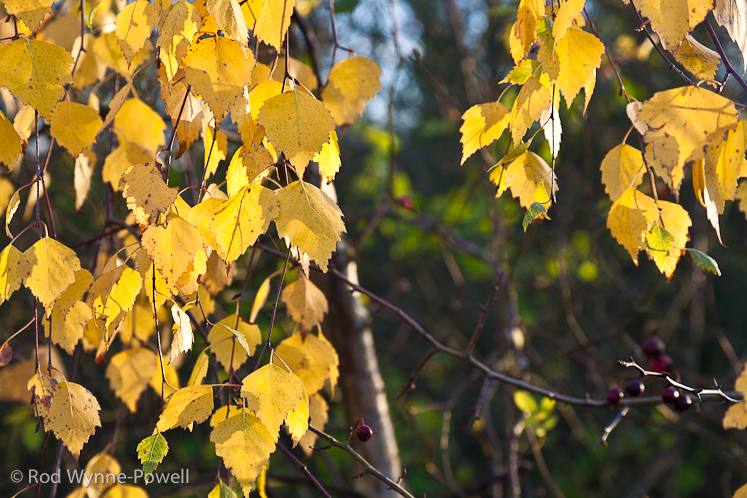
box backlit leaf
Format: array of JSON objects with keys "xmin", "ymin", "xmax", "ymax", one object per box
[
  {"xmin": 276, "ymin": 332, "xmax": 338, "ymax": 395},
  {"xmin": 188, "ymin": 352, "xmax": 211, "ymax": 386},
  {"xmin": 510, "ymin": 76, "xmax": 552, "ymax": 144},
  {"xmin": 114, "ymin": 98, "xmax": 166, "ymax": 153},
  {"xmin": 314, "ymin": 131, "xmax": 342, "ymax": 181},
  {"xmin": 274, "ymin": 181, "xmax": 345, "ymax": 272},
  {"xmin": 212, "ymin": 185, "xmax": 279, "ymax": 263},
  {"xmin": 606, "ymin": 187, "xmax": 658, "ymax": 265},
  {"xmin": 672, "ymin": 35, "xmax": 721, "ymax": 80},
  {"xmin": 89, "ymin": 265, "xmax": 143, "ymax": 341},
  {"xmin": 243, "ymin": 0, "xmax": 297, "ymax": 50},
  {"xmin": 636, "ymin": 0, "xmax": 714, "ymax": 49},
  {"xmin": 49, "ymin": 101, "xmax": 102, "ymax": 158},
  {"xmin": 22, "ymin": 237, "xmax": 81, "ymax": 314},
  {"xmin": 0, "ymin": 109, "xmax": 22, "ymax": 168},
  {"xmin": 321, "ymin": 56, "xmax": 382, "ymax": 126},
  {"xmin": 509, "ymin": 0, "xmax": 544, "ymax": 62},
  {"xmin": 103, "ymin": 143, "xmax": 154, "ymax": 191},
  {"xmin": 0, "ymin": 39, "xmax": 73, "ymax": 119},
  {"xmin": 156, "ymin": 385, "xmax": 214, "ymax": 432},
  {"xmin": 280, "ymin": 277, "xmax": 328, "ymax": 333},
  {"xmin": 258, "ymin": 89, "xmax": 335, "ymax": 173},
  {"xmin": 120, "ymin": 162, "xmax": 179, "ymax": 228},
  {"xmin": 142, "ymin": 215, "xmax": 204, "ymax": 288},
  {"xmin": 158, "ymin": 0, "xmax": 201, "ymax": 81},
  {"xmin": 523, "ymin": 202, "xmax": 548, "ymax": 231},
  {"xmin": 183, "ymin": 35, "xmax": 255, "ymax": 120},
  {"xmin": 503, "ymin": 151, "xmax": 557, "ymax": 208},
  {"xmin": 211, "ymin": 408, "xmax": 276, "ymax": 495},
  {"xmin": 0, "ymin": 245, "xmax": 28, "ymax": 306},
  {"xmin": 208, "ymin": 0, "xmax": 249, "ymax": 54},
  {"xmin": 46, "ymin": 381, "xmax": 101, "ymax": 459},
  {"xmin": 115, "ymin": 0, "xmax": 157, "ymax": 66},
  {"xmin": 209, "ymin": 314, "xmax": 262, "ymax": 371},
  {"xmin": 3, "ymin": 0, "xmax": 55, "ymax": 31},
  {"xmin": 460, "ymin": 101, "xmax": 510, "ymax": 165},
  {"xmin": 170, "ymin": 303, "xmax": 194, "ymax": 363},
  {"xmin": 75, "ymin": 149, "xmax": 96, "ymax": 210},
  {"xmin": 600, "ymin": 144, "xmax": 645, "ymax": 202},
  {"xmin": 106, "ymin": 347, "xmax": 157, "ymax": 412},
  {"xmin": 241, "ymin": 362, "xmax": 308, "ymax": 442}
]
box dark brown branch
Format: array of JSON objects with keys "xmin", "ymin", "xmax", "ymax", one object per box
[
  {"xmin": 704, "ymin": 18, "xmax": 747, "ymax": 95},
  {"xmin": 465, "ymin": 275, "xmax": 504, "ymax": 355}
]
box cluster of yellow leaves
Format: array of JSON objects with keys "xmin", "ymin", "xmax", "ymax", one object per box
[{"xmin": 0, "ymin": 0, "xmax": 374, "ymax": 481}]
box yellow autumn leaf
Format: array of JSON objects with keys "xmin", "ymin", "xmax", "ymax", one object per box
[
  {"xmin": 241, "ymin": 362, "xmax": 309, "ymax": 442},
  {"xmin": 115, "ymin": 0, "xmax": 157, "ymax": 66},
  {"xmin": 158, "ymin": 68, "xmax": 202, "ymax": 158},
  {"xmin": 276, "ymin": 332, "xmax": 338, "ymax": 395},
  {"xmin": 173, "ymin": 248, "xmax": 207, "ymax": 298},
  {"xmin": 724, "ymin": 366, "xmax": 747, "ymax": 429},
  {"xmin": 510, "ymin": 76, "xmax": 553, "ymax": 144},
  {"xmin": 114, "ymin": 98, "xmax": 166, "ymax": 153},
  {"xmin": 75, "ymin": 149, "xmax": 96, "ymax": 210},
  {"xmin": 460, "ymin": 101, "xmax": 510, "ymax": 165},
  {"xmin": 502, "ymin": 151, "xmax": 557, "ymax": 208},
  {"xmin": 98, "ymin": 82, "xmax": 133, "ymax": 136},
  {"xmin": 250, "ymin": 273, "xmax": 272, "ymax": 323},
  {"xmin": 275, "ymin": 180, "xmax": 346, "ymax": 272},
  {"xmin": 158, "ymin": 0, "xmax": 201, "ymax": 81},
  {"xmin": 208, "ymin": 0, "xmax": 249, "ymax": 54},
  {"xmin": 636, "ymin": 0, "xmax": 713, "ymax": 49},
  {"xmin": 258, "ymin": 89, "xmax": 335, "ymax": 173},
  {"xmin": 71, "ymin": 34, "xmax": 105, "ymax": 90},
  {"xmin": 28, "ymin": 370, "xmax": 58, "ymax": 421},
  {"xmin": 13, "ymin": 104, "xmax": 35, "ymax": 146},
  {"xmin": 3, "ymin": 0, "xmax": 54, "ymax": 31},
  {"xmin": 120, "ymin": 162, "xmax": 179, "ymax": 228},
  {"xmin": 634, "ymin": 86, "xmax": 739, "ymax": 195},
  {"xmin": 646, "ymin": 201, "xmax": 691, "ymax": 278},
  {"xmin": 607, "ymin": 187, "xmax": 658, "ymax": 265},
  {"xmin": 243, "ymin": 0, "xmax": 297, "ymax": 50},
  {"xmin": 106, "ymin": 347, "xmax": 158, "ymax": 412},
  {"xmin": 56, "ymin": 268, "xmax": 93, "ymax": 314},
  {"xmin": 227, "ymin": 145, "xmax": 271, "ymax": 196},
  {"xmin": 600, "ymin": 144, "xmax": 645, "ymax": 202},
  {"xmin": 694, "ymin": 156, "xmax": 725, "ymax": 243},
  {"xmin": 100, "ymin": 484, "xmax": 148, "ymax": 498},
  {"xmin": 46, "ymin": 381, "xmax": 101, "ymax": 459},
  {"xmin": 208, "ymin": 314, "xmax": 262, "ymax": 371},
  {"xmin": 89, "ymin": 264, "xmax": 143, "ymax": 341},
  {"xmin": 93, "ymin": 31, "xmax": 152, "ymax": 78},
  {"xmin": 203, "ymin": 120, "xmax": 228, "ymax": 182},
  {"xmin": 46, "ymin": 301, "xmax": 92, "ymax": 355},
  {"xmin": 0, "ymin": 39, "xmax": 73, "ymax": 119},
  {"xmin": 249, "ymin": 78, "xmax": 284, "ymax": 123},
  {"xmin": 709, "ymin": 120, "xmax": 747, "ymax": 208},
  {"xmin": 142, "ymin": 215, "xmax": 204, "ymax": 288},
  {"xmin": 539, "ymin": 25, "xmax": 603, "ymax": 108},
  {"xmin": 22, "ymin": 237, "xmax": 81, "ymax": 314},
  {"xmin": 296, "ymin": 393, "xmax": 328, "ymax": 456},
  {"xmin": 82, "ymin": 451, "xmax": 122, "ymax": 498},
  {"xmin": 321, "ymin": 56, "xmax": 382, "ymax": 126},
  {"xmin": 202, "ymin": 251, "xmax": 235, "ymax": 297},
  {"xmin": 103, "ymin": 143, "xmax": 155, "ymax": 191},
  {"xmin": 553, "ymin": 0, "xmax": 586, "ymax": 47},
  {"xmin": 183, "ymin": 35, "xmax": 255, "ymax": 120},
  {"xmin": 0, "ymin": 109, "xmax": 22, "ymax": 168},
  {"xmin": 0, "ymin": 245, "xmax": 28, "ymax": 306},
  {"xmin": 315, "ymin": 131, "xmax": 341, "ymax": 181},
  {"xmin": 280, "ymin": 277, "xmax": 328, "ymax": 332},
  {"xmin": 509, "ymin": 0, "xmax": 544, "ymax": 63},
  {"xmin": 187, "ymin": 351, "xmax": 211, "ymax": 387},
  {"xmin": 212, "ymin": 184, "xmax": 279, "ymax": 264},
  {"xmin": 49, "ymin": 101, "xmax": 102, "ymax": 158},
  {"xmin": 156, "ymin": 385, "xmax": 214, "ymax": 432},
  {"xmin": 210, "ymin": 408, "xmax": 276, "ymax": 496},
  {"xmin": 673, "ymin": 35, "xmax": 721, "ymax": 80},
  {"xmin": 170, "ymin": 303, "xmax": 194, "ymax": 363}
]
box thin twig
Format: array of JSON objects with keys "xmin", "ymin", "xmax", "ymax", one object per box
[
  {"xmin": 704, "ymin": 18, "xmax": 747, "ymax": 95},
  {"xmin": 252, "ymin": 245, "xmax": 292, "ymax": 371},
  {"xmin": 309, "ymin": 425, "xmax": 415, "ymax": 498},
  {"xmin": 617, "ymin": 358, "xmax": 741, "ymax": 403},
  {"xmin": 277, "ymin": 443, "xmax": 333, "ymax": 498},
  {"xmin": 465, "ymin": 275, "xmax": 504, "ymax": 355},
  {"xmin": 594, "ymin": 407, "xmax": 630, "ymax": 448}
]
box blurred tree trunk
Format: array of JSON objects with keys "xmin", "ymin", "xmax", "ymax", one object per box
[{"xmin": 318, "ymin": 242, "xmax": 402, "ymax": 497}]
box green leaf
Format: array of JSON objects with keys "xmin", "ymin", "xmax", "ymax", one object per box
[
  {"xmin": 490, "ymin": 140, "xmax": 533, "ymax": 172},
  {"xmin": 536, "ymin": 17, "xmax": 554, "ymax": 48},
  {"xmin": 514, "ymin": 391, "xmax": 538, "ymax": 413},
  {"xmin": 645, "ymin": 225, "xmax": 673, "ymax": 253},
  {"xmin": 208, "ymin": 479, "xmax": 238, "ymax": 498},
  {"xmin": 137, "ymin": 433, "xmax": 169, "ymax": 475},
  {"xmin": 523, "ymin": 202, "xmax": 547, "ymax": 231},
  {"xmin": 686, "ymin": 248, "xmax": 721, "ymax": 276}
]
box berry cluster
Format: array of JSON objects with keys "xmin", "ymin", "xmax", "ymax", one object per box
[{"xmin": 606, "ymin": 337, "xmax": 692, "ymax": 413}]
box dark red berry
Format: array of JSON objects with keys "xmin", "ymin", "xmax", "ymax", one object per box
[
  {"xmin": 661, "ymin": 386, "xmax": 680, "ymax": 403},
  {"xmin": 625, "ymin": 380, "xmax": 645, "ymax": 397},
  {"xmin": 674, "ymin": 394, "xmax": 692, "ymax": 412},
  {"xmin": 607, "ymin": 387, "xmax": 623, "ymax": 405},
  {"xmin": 396, "ymin": 196, "xmax": 414, "ymax": 210},
  {"xmin": 355, "ymin": 425, "xmax": 373, "ymax": 442},
  {"xmin": 641, "ymin": 337, "xmax": 665, "ymax": 358},
  {"xmin": 650, "ymin": 354, "xmax": 673, "ymax": 373}
]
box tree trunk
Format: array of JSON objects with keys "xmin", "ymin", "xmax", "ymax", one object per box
[{"xmin": 318, "ymin": 243, "xmax": 402, "ymax": 497}]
